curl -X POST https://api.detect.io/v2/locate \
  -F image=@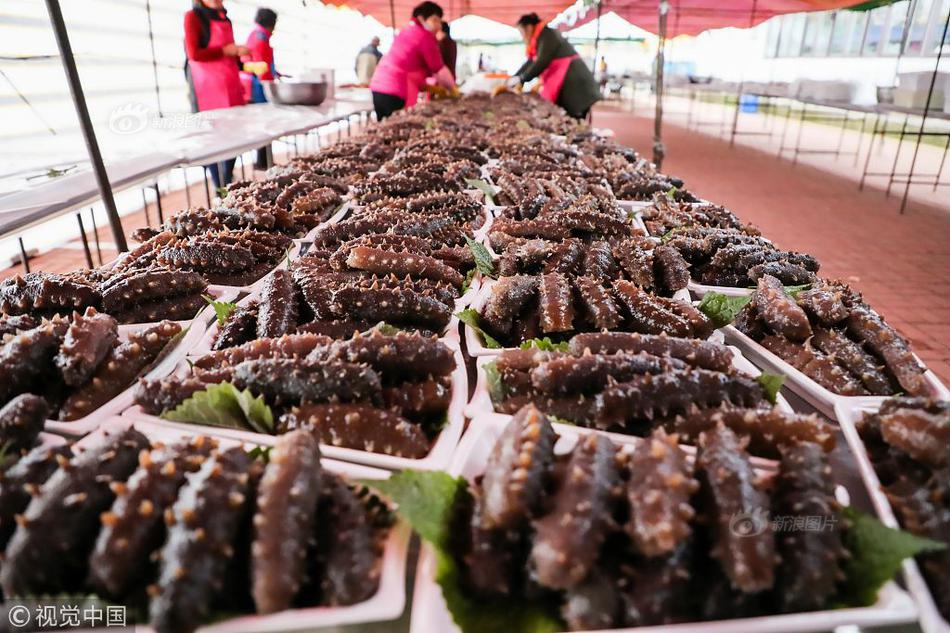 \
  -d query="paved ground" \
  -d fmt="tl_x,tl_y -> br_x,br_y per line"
593,102 -> 950,384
